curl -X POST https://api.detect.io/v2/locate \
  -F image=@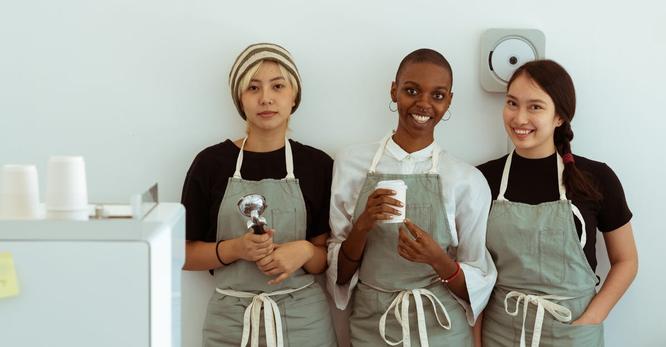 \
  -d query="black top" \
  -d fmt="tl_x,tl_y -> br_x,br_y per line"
477,152 -> 632,273
181,139 -> 333,242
